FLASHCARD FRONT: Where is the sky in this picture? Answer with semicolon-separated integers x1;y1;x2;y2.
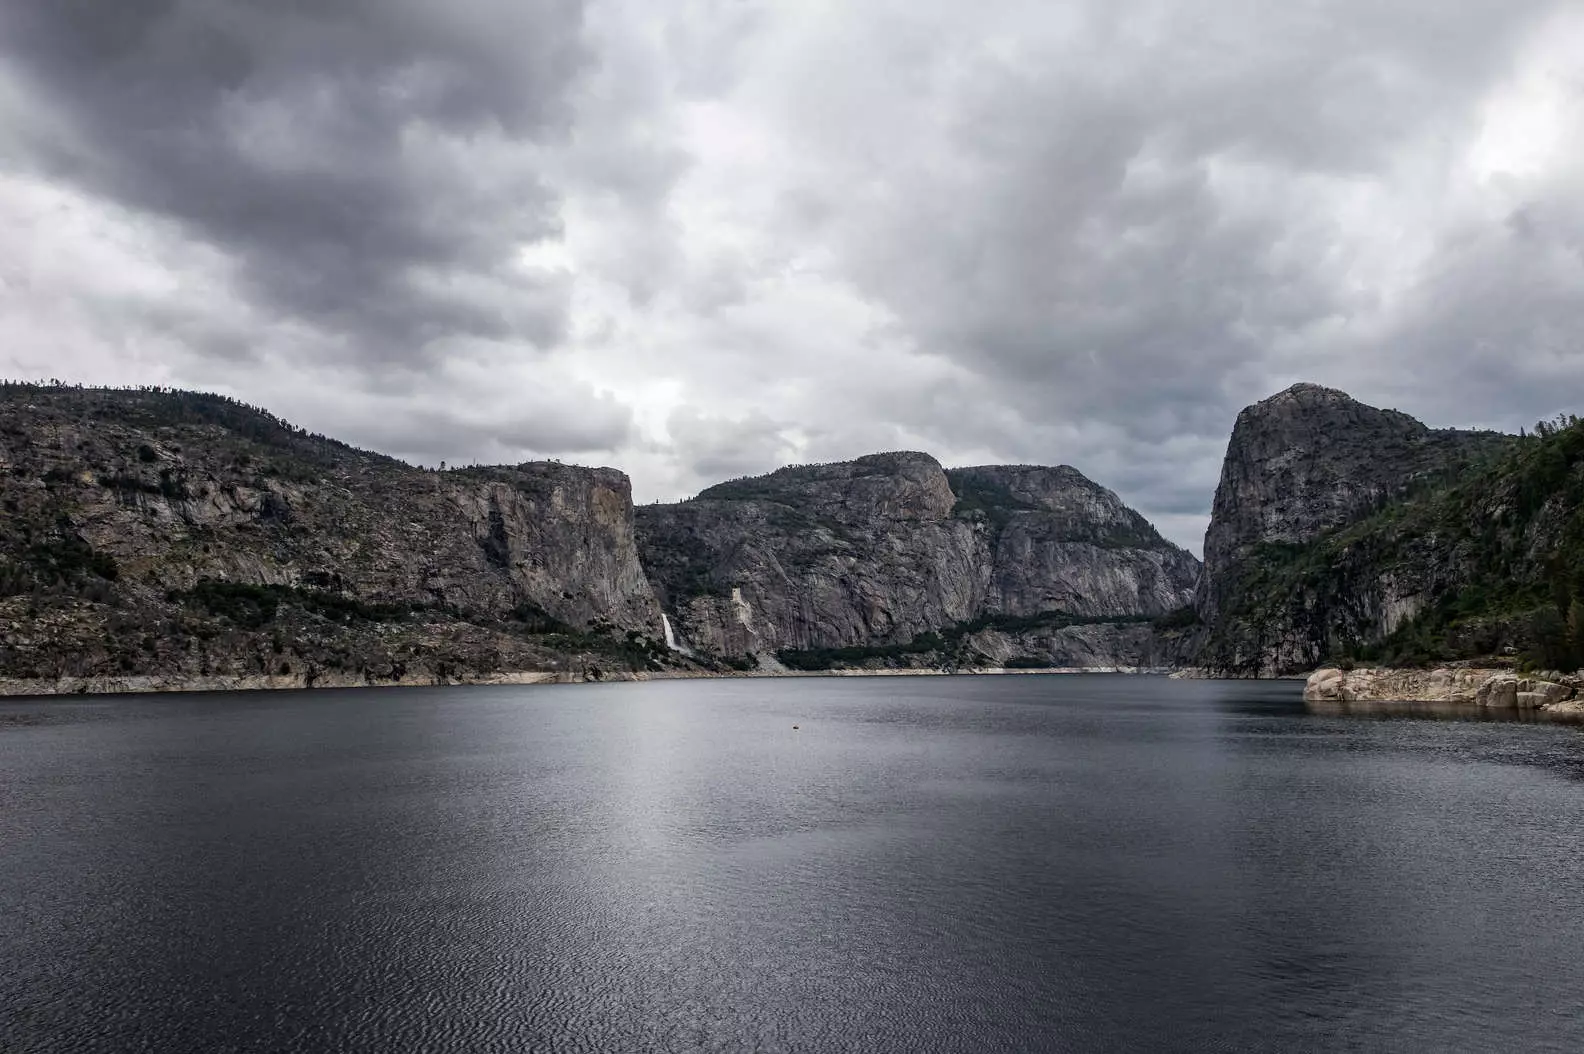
1;1;1581;553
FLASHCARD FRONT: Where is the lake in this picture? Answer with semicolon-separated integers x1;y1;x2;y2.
3;675;1583;1052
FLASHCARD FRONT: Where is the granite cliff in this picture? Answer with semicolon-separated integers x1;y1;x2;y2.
1190;383;1580;677
0;385;674;687
2;384;1206;689
635;454;1200;670
33;378;1564;690
1197;384;1506;624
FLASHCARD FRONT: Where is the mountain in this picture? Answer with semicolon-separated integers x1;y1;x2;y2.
15;379;1576;691
0;384;673;688
1;383;1201;690
1191;383;1555;675
15;379;1572;690
635;453;1201;670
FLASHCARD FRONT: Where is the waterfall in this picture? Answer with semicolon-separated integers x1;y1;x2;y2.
661;613;694;656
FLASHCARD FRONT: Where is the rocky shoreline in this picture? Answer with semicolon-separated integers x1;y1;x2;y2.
0;664;1176;698
11;663;1584;708
1303;666;1584;714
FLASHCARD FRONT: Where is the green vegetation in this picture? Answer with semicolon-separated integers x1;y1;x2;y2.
1151;605;1201;632
692;476;791;503
0;380;401;480
508;601;572;634
0;532;120;597
777;631;948;671
536;626;669;672
29;535;120;584
693;459;854;503
175;580;426;629
957;609;1152;635
0;559;27;596
776;609;1153;670
164;582;673;672
946;469;1169;549
96;470;190;500
947;473;1041;528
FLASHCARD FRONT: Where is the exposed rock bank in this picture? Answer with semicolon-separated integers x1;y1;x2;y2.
0;664;1171;699
1304;666;1584;712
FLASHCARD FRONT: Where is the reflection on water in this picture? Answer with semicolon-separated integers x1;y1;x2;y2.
3;675;1583;1053
1307;698;1584;723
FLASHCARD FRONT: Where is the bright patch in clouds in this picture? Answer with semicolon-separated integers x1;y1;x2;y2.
1468;13;1583;181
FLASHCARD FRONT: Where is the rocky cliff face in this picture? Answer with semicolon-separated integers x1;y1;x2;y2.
951;465;1201;618
0;385;670;684
444;463;659;629
1;384;1212;687
636;452;1199;667
1194;383;1516;675
636;453;989;657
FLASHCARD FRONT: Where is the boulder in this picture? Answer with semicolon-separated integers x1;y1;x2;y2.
1476;675;1520;709
1304;667;1346;701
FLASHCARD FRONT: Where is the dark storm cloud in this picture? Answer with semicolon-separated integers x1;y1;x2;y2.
1371;169;1584;429
1;0;587;359
827;0;1548;421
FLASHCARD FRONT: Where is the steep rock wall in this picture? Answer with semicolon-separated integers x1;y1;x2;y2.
637;453;1200;664
1194;383;1514;675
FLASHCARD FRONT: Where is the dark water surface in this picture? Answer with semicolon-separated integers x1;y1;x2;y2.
4;676;1584;1053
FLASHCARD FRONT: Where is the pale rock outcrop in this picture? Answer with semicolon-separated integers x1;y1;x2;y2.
1305;666;1581;710
1475;675;1519;708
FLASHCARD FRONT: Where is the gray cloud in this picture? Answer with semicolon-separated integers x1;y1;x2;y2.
666;407;798;487
697;0;1582;545
339;396;634;465
2;0;586;358
3;0;1582;553
786;1;1559;420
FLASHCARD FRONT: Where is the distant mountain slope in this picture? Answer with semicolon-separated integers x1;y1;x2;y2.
947;464;1201;619
0;383;671;686
636;452;1200;669
0;384;1203;688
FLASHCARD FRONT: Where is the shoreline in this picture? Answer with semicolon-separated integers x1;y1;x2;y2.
0;664;1177;699
14;663;1581;709
1304;666;1584;714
